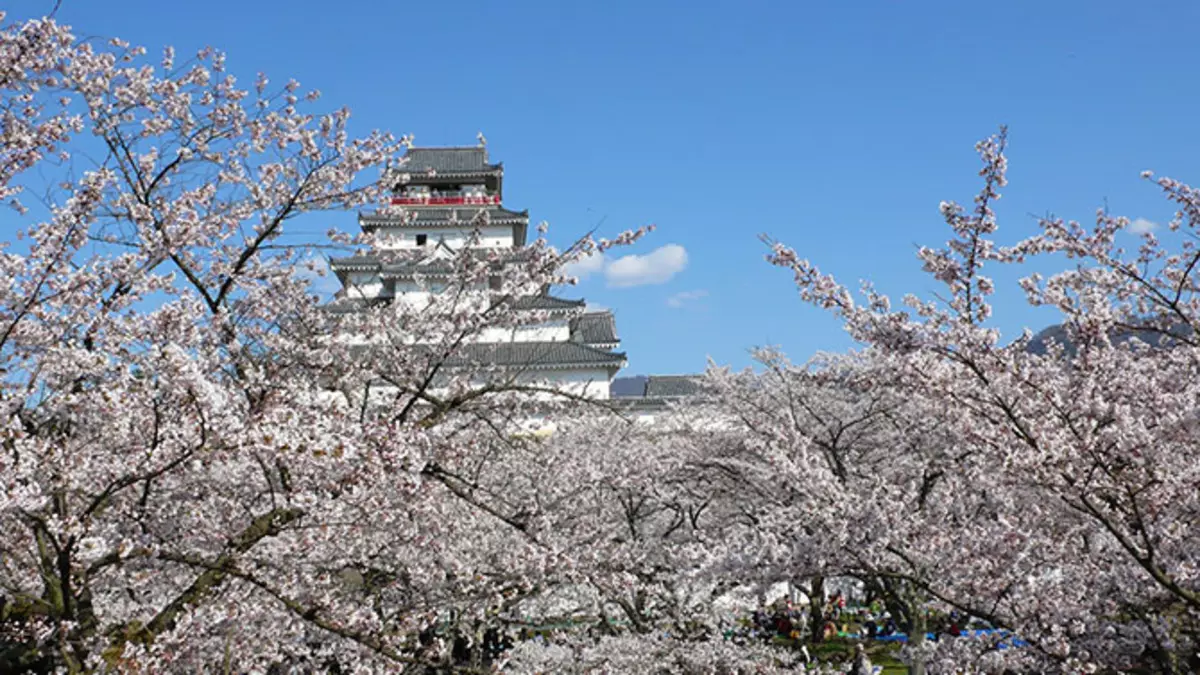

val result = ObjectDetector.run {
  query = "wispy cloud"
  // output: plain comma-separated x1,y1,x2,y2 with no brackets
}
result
562,244,690,288
1129,217,1158,235
666,289,708,309
605,244,688,288
563,251,605,281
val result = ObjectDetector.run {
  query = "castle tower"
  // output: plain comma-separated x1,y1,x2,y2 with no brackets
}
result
325,144,625,399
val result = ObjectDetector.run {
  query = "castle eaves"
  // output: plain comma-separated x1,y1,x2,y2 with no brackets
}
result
358,206,528,229
399,147,501,174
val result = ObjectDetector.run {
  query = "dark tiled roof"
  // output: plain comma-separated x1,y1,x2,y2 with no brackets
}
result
570,312,619,346
352,341,626,371
380,261,471,276
329,248,531,273
644,375,704,398
449,342,625,370
511,295,586,311
359,206,528,228
328,255,382,271
609,396,693,410
322,293,584,314
400,147,499,174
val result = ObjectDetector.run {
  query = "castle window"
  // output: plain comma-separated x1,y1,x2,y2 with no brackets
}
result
415,234,428,246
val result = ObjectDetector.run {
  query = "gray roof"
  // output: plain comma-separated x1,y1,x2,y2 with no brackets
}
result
352,341,626,372
643,375,704,398
449,341,625,370
322,293,584,314
380,261,481,277
609,374,707,403
359,206,528,228
328,248,532,275
570,312,619,346
512,295,587,311
400,147,500,174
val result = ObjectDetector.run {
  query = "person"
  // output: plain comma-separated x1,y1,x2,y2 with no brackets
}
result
775,612,793,638
451,635,470,664
849,643,873,675
482,627,501,661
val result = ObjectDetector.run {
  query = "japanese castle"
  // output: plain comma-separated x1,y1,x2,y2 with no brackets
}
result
325,143,627,399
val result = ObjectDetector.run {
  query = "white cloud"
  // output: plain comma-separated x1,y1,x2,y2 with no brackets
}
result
563,250,606,280
605,244,688,288
666,289,708,308
1129,217,1158,234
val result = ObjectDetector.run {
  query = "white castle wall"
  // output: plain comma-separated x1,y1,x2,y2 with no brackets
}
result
476,321,570,343
510,369,612,400
340,275,386,299
373,225,514,250
362,367,613,404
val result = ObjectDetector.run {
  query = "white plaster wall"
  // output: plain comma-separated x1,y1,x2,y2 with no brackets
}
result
476,320,570,343
456,369,611,400
374,225,514,250
389,288,440,307
510,369,612,400
392,280,495,295
341,274,387,300
362,367,612,403
387,288,500,314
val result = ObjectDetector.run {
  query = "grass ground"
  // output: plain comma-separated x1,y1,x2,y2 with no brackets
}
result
799,638,908,673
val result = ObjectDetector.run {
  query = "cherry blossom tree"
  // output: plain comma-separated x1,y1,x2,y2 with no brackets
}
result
461,411,822,674
751,128,1200,673
700,348,1075,674
0,13,646,673
7,9,1199,674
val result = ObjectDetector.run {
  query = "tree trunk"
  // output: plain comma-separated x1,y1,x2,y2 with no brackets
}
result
807,575,825,644
908,607,927,675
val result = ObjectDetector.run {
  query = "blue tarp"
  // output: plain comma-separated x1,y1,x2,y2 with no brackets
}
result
870,628,1027,648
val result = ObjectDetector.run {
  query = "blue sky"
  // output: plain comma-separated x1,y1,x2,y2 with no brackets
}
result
22,1,1200,374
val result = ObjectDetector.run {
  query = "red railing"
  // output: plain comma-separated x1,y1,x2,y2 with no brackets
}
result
390,195,501,206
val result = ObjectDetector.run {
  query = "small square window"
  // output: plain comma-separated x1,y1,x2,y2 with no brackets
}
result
415,234,428,246
489,276,502,291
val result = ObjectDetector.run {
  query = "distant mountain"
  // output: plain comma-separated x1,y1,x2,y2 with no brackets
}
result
1025,324,1072,356
1025,322,1192,356
610,375,649,397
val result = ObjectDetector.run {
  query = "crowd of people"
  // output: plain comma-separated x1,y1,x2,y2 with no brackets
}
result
407,592,1011,672
729,593,998,646
415,621,517,670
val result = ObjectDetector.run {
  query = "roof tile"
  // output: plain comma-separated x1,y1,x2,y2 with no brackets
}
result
401,147,498,173
644,375,704,397
350,340,626,371
359,206,528,229
570,312,619,345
